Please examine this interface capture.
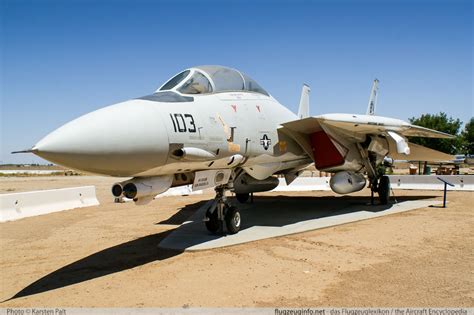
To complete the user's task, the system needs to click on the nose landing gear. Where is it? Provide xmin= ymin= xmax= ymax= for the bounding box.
xmin=204 ymin=186 xmax=241 ymax=234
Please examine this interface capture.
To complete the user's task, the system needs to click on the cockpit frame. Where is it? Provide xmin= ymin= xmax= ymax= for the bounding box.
xmin=157 ymin=65 xmax=269 ymax=97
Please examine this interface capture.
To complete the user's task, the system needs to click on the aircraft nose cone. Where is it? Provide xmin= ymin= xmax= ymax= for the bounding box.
xmin=34 ymin=100 xmax=169 ymax=176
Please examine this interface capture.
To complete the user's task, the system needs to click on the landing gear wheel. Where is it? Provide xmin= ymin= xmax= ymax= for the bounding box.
xmin=236 ymin=193 xmax=249 ymax=203
xmin=378 ymin=175 xmax=390 ymax=205
xmin=205 ymin=209 xmax=220 ymax=234
xmin=225 ymin=206 xmax=241 ymax=234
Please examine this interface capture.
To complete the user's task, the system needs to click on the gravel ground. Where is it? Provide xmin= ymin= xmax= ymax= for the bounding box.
xmin=1 ymin=176 xmax=472 ymax=307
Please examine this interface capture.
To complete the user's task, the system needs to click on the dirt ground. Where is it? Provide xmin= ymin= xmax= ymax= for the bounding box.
xmin=0 ymin=176 xmax=473 ymax=307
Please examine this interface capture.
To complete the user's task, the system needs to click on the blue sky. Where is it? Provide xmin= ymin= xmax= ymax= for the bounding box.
xmin=1 ymin=0 xmax=472 ymax=164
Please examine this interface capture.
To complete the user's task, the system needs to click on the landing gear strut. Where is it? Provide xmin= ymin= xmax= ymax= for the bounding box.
xmin=204 ymin=186 xmax=241 ymax=234
xmin=370 ymin=174 xmax=390 ymax=205
xmin=378 ymin=175 xmax=390 ymax=205
xmin=358 ymin=143 xmax=391 ymax=205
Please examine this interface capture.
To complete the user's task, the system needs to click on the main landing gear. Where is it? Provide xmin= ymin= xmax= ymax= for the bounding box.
xmin=357 ymin=143 xmax=391 ymax=205
xmin=235 ymin=192 xmax=250 ymax=203
xmin=205 ymin=186 xmax=241 ymax=234
xmin=370 ymin=174 xmax=390 ymax=205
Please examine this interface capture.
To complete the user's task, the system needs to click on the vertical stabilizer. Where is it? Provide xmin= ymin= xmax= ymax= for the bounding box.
xmin=366 ymin=79 xmax=379 ymax=115
xmin=298 ymin=84 xmax=311 ymax=119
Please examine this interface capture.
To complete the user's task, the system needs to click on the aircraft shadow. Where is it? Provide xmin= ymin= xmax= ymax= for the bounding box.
xmin=232 ymin=194 xmax=437 ymax=229
xmin=6 ymin=194 xmax=436 ymax=301
xmin=6 ymin=201 xmax=210 ymax=301
xmin=157 ymin=194 xmax=438 ymax=251
xmin=156 ymin=200 xmax=209 ymax=225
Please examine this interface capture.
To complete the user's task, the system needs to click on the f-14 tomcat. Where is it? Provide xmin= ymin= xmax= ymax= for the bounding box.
xmin=15 ymin=66 xmax=454 ymax=234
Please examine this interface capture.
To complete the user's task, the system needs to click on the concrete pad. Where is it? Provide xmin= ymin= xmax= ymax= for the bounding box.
xmin=159 ymin=196 xmax=441 ymax=251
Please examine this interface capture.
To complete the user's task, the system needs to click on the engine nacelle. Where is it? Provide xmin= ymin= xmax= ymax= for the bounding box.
xmin=329 ymin=171 xmax=366 ymax=194
xmin=112 ymin=175 xmax=173 ymax=200
xmin=233 ymin=173 xmax=279 ymax=194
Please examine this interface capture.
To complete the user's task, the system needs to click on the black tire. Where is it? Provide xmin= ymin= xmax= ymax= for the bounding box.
xmin=205 ymin=209 xmax=220 ymax=234
xmin=236 ymin=193 xmax=250 ymax=203
xmin=225 ymin=206 xmax=241 ymax=234
xmin=378 ymin=175 xmax=390 ymax=205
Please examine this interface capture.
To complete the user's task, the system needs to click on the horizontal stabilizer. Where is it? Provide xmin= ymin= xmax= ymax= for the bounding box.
xmin=403 ymin=124 xmax=455 ymax=139
xmin=387 ymin=141 xmax=454 ymax=162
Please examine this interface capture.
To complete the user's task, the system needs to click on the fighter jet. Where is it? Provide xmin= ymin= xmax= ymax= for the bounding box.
xmin=14 ymin=65 xmax=455 ymax=234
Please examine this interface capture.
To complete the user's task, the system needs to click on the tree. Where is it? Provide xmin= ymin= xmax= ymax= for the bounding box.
xmin=461 ymin=118 xmax=474 ymax=154
xmin=408 ymin=112 xmax=462 ymax=154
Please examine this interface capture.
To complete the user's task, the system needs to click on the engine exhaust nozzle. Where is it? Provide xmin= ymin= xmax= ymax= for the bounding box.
xmin=111 ymin=183 xmax=123 ymax=197
xmin=111 ymin=175 xmax=173 ymax=201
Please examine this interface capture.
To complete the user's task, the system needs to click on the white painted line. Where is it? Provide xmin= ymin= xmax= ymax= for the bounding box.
xmin=0 ymin=186 xmax=100 ymax=222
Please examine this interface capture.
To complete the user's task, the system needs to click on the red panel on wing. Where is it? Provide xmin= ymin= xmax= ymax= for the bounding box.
xmin=310 ymin=131 xmax=345 ymax=169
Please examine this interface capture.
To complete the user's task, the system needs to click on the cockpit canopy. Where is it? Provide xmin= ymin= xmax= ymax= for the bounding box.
xmin=158 ymin=65 xmax=269 ymax=96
